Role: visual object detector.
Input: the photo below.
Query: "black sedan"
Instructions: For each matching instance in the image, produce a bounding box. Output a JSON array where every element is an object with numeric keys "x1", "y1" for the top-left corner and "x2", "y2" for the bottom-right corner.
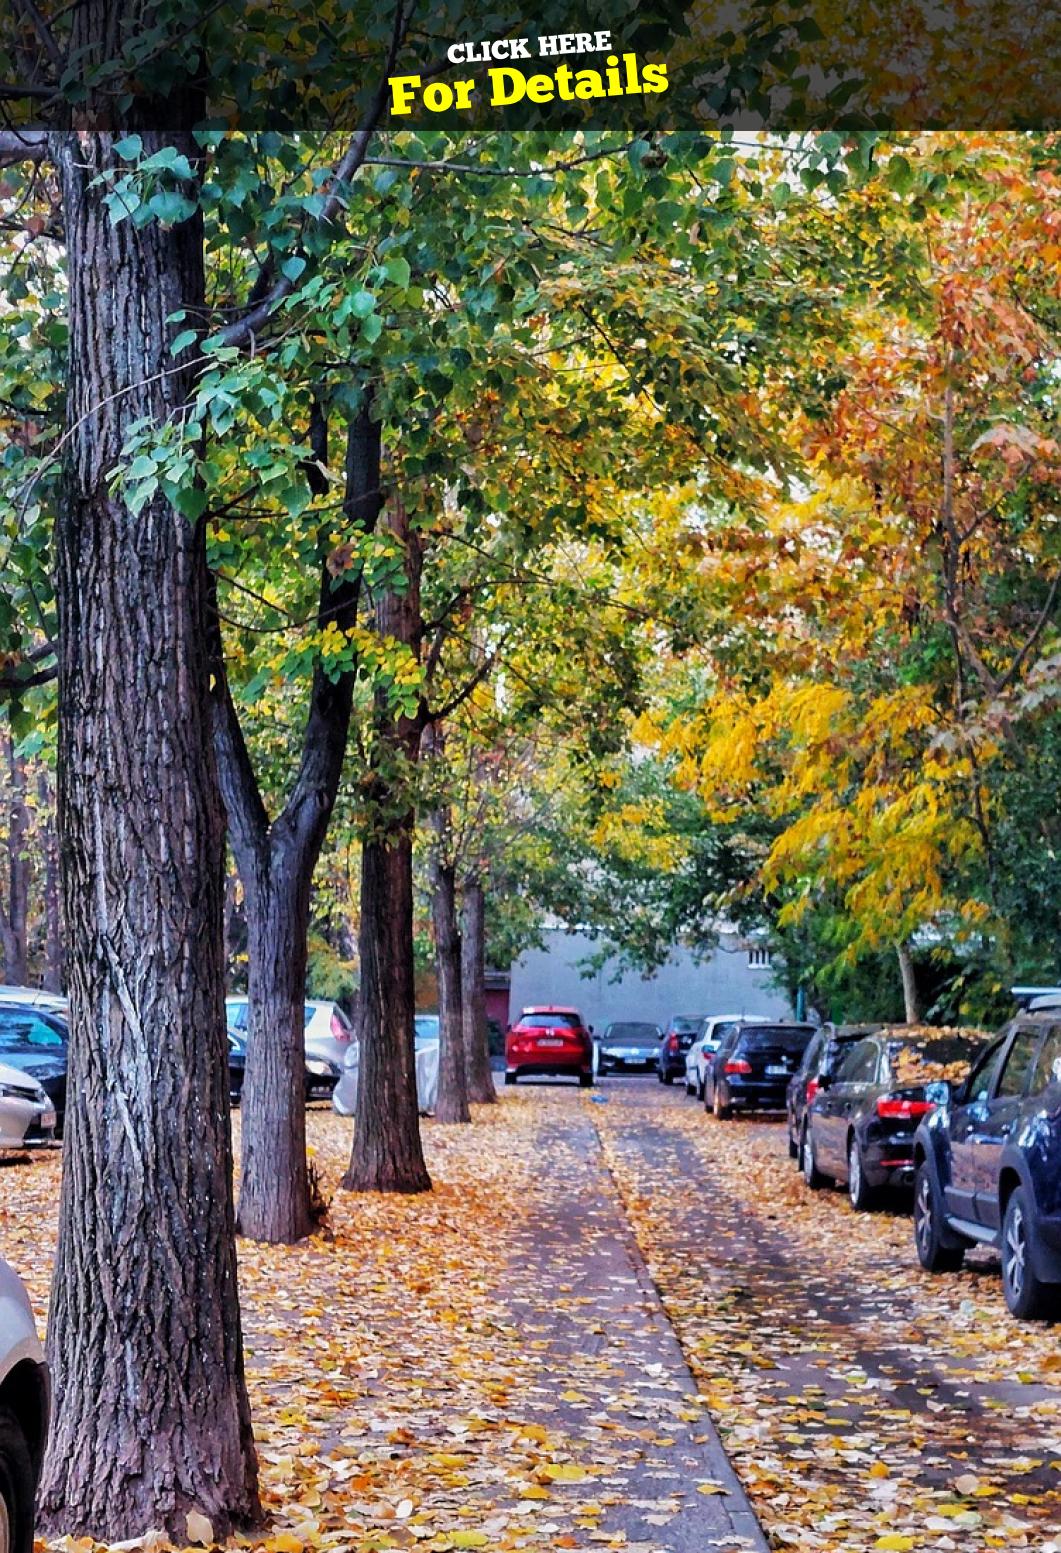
[
  {"x1": 597, "y1": 1022, "x2": 661, "y2": 1074},
  {"x1": 802, "y1": 1027, "x2": 990, "y2": 1210},
  {"x1": 704, "y1": 1021, "x2": 816, "y2": 1118}
]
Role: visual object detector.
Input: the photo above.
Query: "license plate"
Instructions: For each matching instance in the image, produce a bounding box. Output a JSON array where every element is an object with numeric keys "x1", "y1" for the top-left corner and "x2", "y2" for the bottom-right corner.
[
  {"x1": 42, "y1": 1108, "x2": 57, "y2": 1129},
  {"x1": 537, "y1": 1038, "x2": 564, "y2": 1047},
  {"x1": 765, "y1": 1065, "x2": 788, "y2": 1077}
]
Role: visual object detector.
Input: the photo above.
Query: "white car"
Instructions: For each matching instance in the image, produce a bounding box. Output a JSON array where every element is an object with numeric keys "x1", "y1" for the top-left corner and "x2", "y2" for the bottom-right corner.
[
  {"x1": 333, "y1": 1015, "x2": 441, "y2": 1117},
  {"x1": 0, "y1": 1063, "x2": 55, "y2": 1149},
  {"x1": 0, "y1": 1257, "x2": 49, "y2": 1552},
  {"x1": 225, "y1": 996, "x2": 354, "y2": 1070},
  {"x1": 0, "y1": 987, "x2": 66, "y2": 1016},
  {"x1": 685, "y1": 1014, "x2": 771, "y2": 1098}
]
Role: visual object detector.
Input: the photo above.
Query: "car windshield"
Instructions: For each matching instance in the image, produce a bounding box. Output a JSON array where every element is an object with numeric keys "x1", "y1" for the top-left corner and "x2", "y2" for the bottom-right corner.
[
  {"x1": 0, "y1": 1011, "x2": 67, "y2": 1049},
  {"x1": 741, "y1": 1026, "x2": 815, "y2": 1052},
  {"x1": 606, "y1": 1024, "x2": 658, "y2": 1044},
  {"x1": 415, "y1": 1015, "x2": 440, "y2": 1044},
  {"x1": 518, "y1": 1012, "x2": 579, "y2": 1029},
  {"x1": 885, "y1": 1027, "x2": 995, "y2": 1086},
  {"x1": 670, "y1": 1017, "x2": 702, "y2": 1033}
]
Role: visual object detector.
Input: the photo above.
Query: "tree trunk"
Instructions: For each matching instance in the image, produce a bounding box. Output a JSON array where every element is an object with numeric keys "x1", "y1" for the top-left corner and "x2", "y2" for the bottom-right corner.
[
  {"x1": 897, "y1": 942, "x2": 921, "y2": 1024},
  {"x1": 1, "y1": 735, "x2": 29, "y2": 984},
  {"x1": 237, "y1": 844, "x2": 314, "y2": 1242},
  {"x1": 209, "y1": 403, "x2": 382, "y2": 1241},
  {"x1": 38, "y1": 129, "x2": 260, "y2": 1543},
  {"x1": 343, "y1": 493, "x2": 431, "y2": 1193},
  {"x1": 460, "y1": 878, "x2": 496, "y2": 1104},
  {"x1": 38, "y1": 766, "x2": 63, "y2": 992},
  {"x1": 431, "y1": 846, "x2": 469, "y2": 1125}
]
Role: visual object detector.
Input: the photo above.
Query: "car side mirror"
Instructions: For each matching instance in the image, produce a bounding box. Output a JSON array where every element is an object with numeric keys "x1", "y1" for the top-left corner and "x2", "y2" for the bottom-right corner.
[{"x1": 818, "y1": 1071, "x2": 834, "y2": 1091}]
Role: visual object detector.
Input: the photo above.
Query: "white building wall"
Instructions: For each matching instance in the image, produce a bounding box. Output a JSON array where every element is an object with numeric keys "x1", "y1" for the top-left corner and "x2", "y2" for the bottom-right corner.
[{"x1": 508, "y1": 929, "x2": 792, "y2": 1031}]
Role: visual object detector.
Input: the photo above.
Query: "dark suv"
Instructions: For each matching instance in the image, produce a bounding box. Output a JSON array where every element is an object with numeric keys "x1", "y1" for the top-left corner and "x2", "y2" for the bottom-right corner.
[
  {"x1": 658, "y1": 1015, "x2": 705, "y2": 1085},
  {"x1": 913, "y1": 1014, "x2": 1061, "y2": 1319},
  {"x1": 704, "y1": 1021, "x2": 816, "y2": 1118}
]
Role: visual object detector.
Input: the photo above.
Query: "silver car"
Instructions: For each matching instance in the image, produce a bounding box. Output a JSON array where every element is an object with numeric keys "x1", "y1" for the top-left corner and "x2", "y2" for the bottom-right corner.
[
  {"x1": 0, "y1": 1065, "x2": 55, "y2": 1149},
  {"x1": 0, "y1": 1257, "x2": 49, "y2": 1552}
]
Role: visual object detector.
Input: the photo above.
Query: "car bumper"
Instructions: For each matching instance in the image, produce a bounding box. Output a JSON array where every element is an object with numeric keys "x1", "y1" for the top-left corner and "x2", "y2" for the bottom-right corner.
[
  {"x1": 862, "y1": 1131, "x2": 918, "y2": 1188},
  {"x1": 725, "y1": 1080, "x2": 791, "y2": 1109},
  {"x1": 507, "y1": 1062, "x2": 591, "y2": 1078},
  {"x1": 600, "y1": 1052, "x2": 658, "y2": 1071}
]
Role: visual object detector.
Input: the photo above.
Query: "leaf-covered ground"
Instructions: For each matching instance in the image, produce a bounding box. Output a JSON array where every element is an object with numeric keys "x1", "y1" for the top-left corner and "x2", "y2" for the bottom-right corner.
[{"x1": 2, "y1": 1080, "x2": 1059, "y2": 1553}]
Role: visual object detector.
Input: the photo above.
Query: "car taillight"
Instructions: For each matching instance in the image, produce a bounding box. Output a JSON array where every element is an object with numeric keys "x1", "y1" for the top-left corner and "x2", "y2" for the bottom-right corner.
[
  {"x1": 805, "y1": 1078, "x2": 819, "y2": 1104},
  {"x1": 725, "y1": 1059, "x2": 752, "y2": 1075},
  {"x1": 876, "y1": 1096, "x2": 935, "y2": 1120},
  {"x1": 666, "y1": 1034, "x2": 679, "y2": 1053},
  {"x1": 331, "y1": 1011, "x2": 351, "y2": 1044}
]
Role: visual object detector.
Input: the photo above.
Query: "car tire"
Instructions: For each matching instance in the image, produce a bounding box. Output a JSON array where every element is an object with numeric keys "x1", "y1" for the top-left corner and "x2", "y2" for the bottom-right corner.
[
  {"x1": 661, "y1": 1069, "x2": 674, "y2": 1086},
  {"x1": 847, "y1": 1136, "x2": 878, "y2": 1211},
  {"x1": 685, "y1": 1076, "x2": 696, "y2": 1095},
  {"x1": 1002, "y1": 1186, "x2": 1059, "y2": 1320},
  {"x1": 801, "y1": 1123, "x2": 829, "y2": 1189},
  {"x1": 712, "y1": 1087, "x2": 730, "y2": 1121},
  {"x1": 913, "y1": 1163, "x2": 965, "y2": 1273},
  {"x1": 788, "y1": 1128, "x2": 799, "y2": 1160},
  {"x1": 504, "y1": 1072, "x2": 517, "y2": 1086},
  {"x1": 0, "y1": 1406, "x2": 37, "y2": 1553},
  {"x1": 579, "y1": 1072, "x2": 593, "y2": 1089},
  {"x1": 696, "y1": 1076, "x2": 705, "y2": 1102}
]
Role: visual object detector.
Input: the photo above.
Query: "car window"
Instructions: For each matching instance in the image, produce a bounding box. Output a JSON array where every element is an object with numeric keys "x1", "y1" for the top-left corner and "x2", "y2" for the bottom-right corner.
[
  {"x1": 712, "y1": 1021, "x2": 739, "y2": 1044},
  {"x1": 517, "y1": 1012, "x2": 579, "y2": 1030},
  {"x1": 228, "y1": 1000, "x2": 249, "y2": 1030},
  {"x1": 0, "y1": 1012, "x2": 66, "y2": 1049},
  {"x1": 797, "y1": 1033, "x2": 824, "y2": 1078},
  {"x1": 1029, "y1": 1026, "x2": 1061, "y2": 1095},
  {"x1": 740, "y1": 1026, "x2": 814, "y2": 1053},
  {"x1": 995, "y1": 1026, "x2": 1042, "y2": 1100},
  {"x1": 835, "y1": 1039, "x2": 875, "y2": 1083},
  {"x1": 963, "y1": 1036, "x2": 1004, "y2": 1103}
]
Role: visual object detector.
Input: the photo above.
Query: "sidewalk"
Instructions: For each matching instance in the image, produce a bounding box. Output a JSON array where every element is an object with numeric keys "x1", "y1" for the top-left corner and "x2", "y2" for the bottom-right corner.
[{"x1": 486, "y1": 1101, "x2": 769, "y2": 1552}]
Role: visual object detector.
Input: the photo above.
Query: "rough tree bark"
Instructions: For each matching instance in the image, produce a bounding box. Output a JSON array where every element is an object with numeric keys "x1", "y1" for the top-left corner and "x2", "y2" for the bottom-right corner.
[
  {"x1": 38, "y1": 766, "x2": 63, "y2": 992},
  {"x1": 209, "y1": 401, "x2": 382, "y2": 1243},
  {"x1": 426, "y1": 727, "x2": 469, "y2": 1125},
  {"x1": 38, "y1": 128, "x2": 260, "y2": 1542},
  {"x1": 343, "y1": 495, "x2": 431, "y2": 1193},
  {"x1": 460, "y1": 877, "x2": 496, "y2": 1104},
  {"x1": 1, "y1": 735, "x2": 29, "y2": 984},
  {"x1": 897, "y1": 942, "x2": 921, "y2": 1024}
]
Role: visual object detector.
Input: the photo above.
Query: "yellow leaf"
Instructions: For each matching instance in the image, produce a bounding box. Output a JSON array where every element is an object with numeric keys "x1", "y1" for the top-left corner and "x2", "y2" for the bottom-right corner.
[
  {"x1": 874, "y1": 1538, "x2": 916, "y2": 1551},
  {"x1": 266, "y1": 1537, "x2": 303, "y2": 1553},
  {"x1": 697, "y1": 1482, "x2": 726, "y2": 1496},
  {"x1": 451, "y1": 1535, "x2": 490, "y2": 1549}
]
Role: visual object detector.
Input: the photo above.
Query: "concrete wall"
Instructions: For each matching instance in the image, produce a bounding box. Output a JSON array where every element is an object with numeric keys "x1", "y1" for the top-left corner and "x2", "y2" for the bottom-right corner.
[{"x1": 508, "y1": 929, "x2": 792, "y2": 1031}]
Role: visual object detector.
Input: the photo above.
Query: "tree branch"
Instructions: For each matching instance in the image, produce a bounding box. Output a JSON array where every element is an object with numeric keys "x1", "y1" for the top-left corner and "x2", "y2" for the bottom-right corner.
[
  {"x1": 0, "y1": 128, "x2": 49, "y2": 166},
  {"x1": 216, "y1": 3, "x2": 409, "y2": 351}
]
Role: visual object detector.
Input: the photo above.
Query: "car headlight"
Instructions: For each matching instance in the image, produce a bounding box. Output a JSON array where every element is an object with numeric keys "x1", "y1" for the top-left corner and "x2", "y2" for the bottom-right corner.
[
  {"x1": 305, "y1": 1059, "x2": 337, "y2": 1078},
  {"x1": 0, "y1": 1080, "x2": 47, "y2": 1105}
]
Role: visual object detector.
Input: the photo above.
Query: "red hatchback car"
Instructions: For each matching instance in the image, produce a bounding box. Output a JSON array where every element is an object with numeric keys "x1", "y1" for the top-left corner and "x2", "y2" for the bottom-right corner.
[{"x1": 505, "y1": 1006, "x2": 595, "y2": 1087}]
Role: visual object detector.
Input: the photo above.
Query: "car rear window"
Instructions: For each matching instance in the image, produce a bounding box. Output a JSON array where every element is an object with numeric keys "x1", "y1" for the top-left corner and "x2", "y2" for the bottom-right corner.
[
  {"x1": 518, "y1": 1012, "x2": 580, "y2": 1029},
  {"x1": 884, "y1": 1026, "x2": 995, "y2": 1086},
  {"x1": 0, "y1": 1012, "x2": 66, "y2": 1049},
  {"x1": 740, "y1": 1026, "x2": 815, "y2": 1053},
  {"x1": 671, "y1": 1017, "x2": 702, "y2": 1032},
  {"x1": 608, "y1": 1023, "x2": 657, "y2": 1039}
]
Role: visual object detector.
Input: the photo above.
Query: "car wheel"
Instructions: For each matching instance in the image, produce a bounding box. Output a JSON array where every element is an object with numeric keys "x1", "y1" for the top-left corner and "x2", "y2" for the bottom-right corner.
[
  {"x1": 788, "y1": 1127, "x2": 799, "y2": 1160},
  {"x1": 1002, "y1": 1187, "x2": 1058, "y2": 1320},
  {"x1": 504, "y1": 1071, "x2": 517, "y2": 1086},
  {"x1": 801, "y1": 1123, "x2": 829, "y2": 1190},
  {"x1": 684, "y1": 1076, "x2": 695, "y2": 1095},
  {"x1": 0, "y1": 1406, "x2": 36, "y2": 1553},
  {"x1": 847, "y1": 1136, "x2": 878, "y2": 1211},
  {"x1": 579, "y1": 1072, "x2": 593, "y2": 1089},
  {"x1": 712, "y1": 1086, "x2": 730, "y2": 1121},
  {"x1": 696, "y1": 1076, "x2": 705, "y2": 1102},
  {"x1": 913, "y1": 1163, "x2": 965, "y2": 1273},
  {"x1": 661, "y1": 1069, "x2": 674, "y2": 1086}
]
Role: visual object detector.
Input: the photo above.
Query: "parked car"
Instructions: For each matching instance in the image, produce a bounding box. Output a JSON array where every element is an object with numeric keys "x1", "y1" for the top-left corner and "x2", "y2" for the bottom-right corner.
[
  {"x1": 786, "y1": 1024, "x2": 879, "y2": 1159},
  {"x1": 226, "y1": 996, "x2": 351, "y2": 1092},
  {"x1": 0, "y1": 1062, "x2": 55, "y2": 1150},
  {"x1": 704, "y1": 1020, "x2": 816, "y2": 1119},
  {"x1": 597, "y1": 1022, "x2": 661, "y2": 1074},
  {"x1": 802, "y1": 1026, "x2": 991, "y2": 1210},
  {"x1": 0, "y1": 1257, "x2": 49, "y2": 1553},
  {"x1": 226, "y1": 1026, "x2": 341, "y2": 1103},
  {"x1": 0, "y1": 1007, "x2": 67, "y2": 1135},
  {"x1": 0, "y1": 987, "x2": 66, "y2": 1016},
  {"x1": 333, "y1": 1015, "x2": 441, "y2": 1116},
  {"x1": 913, "y1": 1013, "x2": 1061, "y2": 1319},
  {"x1": 505, "y1": 1007, "x2": 594, "y2": 1087},
  {"x1": 658, "y1": 1015, "x2": 705, "y2": 1085},
  {"x1": 685, "y1": 1014, "x2": 770, "y2": 1098}
]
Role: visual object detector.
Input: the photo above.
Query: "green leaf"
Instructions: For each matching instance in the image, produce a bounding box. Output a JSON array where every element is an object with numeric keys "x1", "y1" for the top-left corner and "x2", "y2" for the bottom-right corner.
[
  {"x1": 348, "y1": 289, "x2": 376, "y2": 319},
  {"x1": 113, "y1": 134, "x2": 143, "y2": 161},
  {"x1": 148, "y1": 190, "x2": 197, "y2": 226},
  {"x1": 170, "y1": 328, "x2": 197, "y2": 356},
  {"x1": 385, "y1": 255, "x2": 411, "y2": 290}
]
